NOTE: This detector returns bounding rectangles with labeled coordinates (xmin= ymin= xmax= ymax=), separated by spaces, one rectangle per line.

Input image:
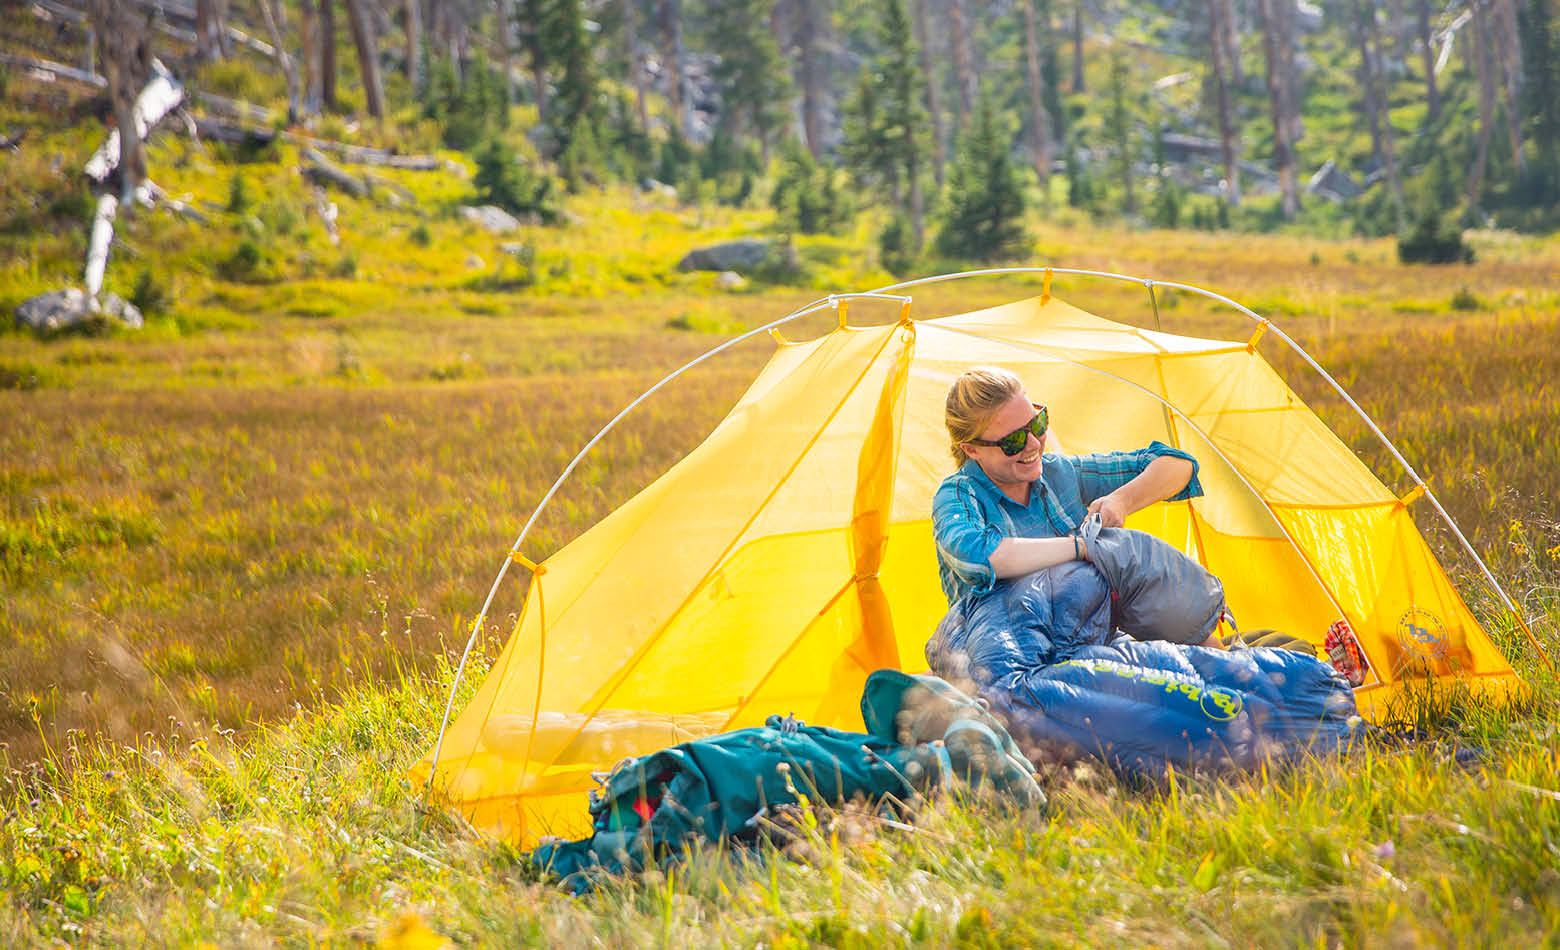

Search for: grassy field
xmin=3 ymin=59 xmax=1560 ymax=944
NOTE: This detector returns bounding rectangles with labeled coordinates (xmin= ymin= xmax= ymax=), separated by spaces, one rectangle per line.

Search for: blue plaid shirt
xmin=932 ymin=441 xmax=1202 ymax=605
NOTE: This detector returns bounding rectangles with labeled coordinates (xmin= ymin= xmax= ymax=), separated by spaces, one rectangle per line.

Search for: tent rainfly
xmin=412 ymin=272 xmax=1538 ymax=846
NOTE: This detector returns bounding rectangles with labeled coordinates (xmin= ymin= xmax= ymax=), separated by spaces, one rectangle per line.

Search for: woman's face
xmin=963 ymin=391 xmax=1046 ymax=487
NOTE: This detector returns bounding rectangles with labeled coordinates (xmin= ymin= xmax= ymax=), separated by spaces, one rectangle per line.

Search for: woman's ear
xmin=959 ymin=442 xmax=978 ymax=460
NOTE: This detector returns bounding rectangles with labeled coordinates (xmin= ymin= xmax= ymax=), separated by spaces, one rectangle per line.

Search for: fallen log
xmin=83 ymin=193 xmax=117 ymax=297
xmin=193 ymin=116 xmax=277 ymax=149
xmin=301 ymin=147 xmax=369 ymax=198
xmin=0 ymin=51 xmax=107 ymax=88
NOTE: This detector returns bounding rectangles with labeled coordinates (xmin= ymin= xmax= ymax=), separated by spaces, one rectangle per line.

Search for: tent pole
xmin=423 ymin=293 xmax=913 ymax=799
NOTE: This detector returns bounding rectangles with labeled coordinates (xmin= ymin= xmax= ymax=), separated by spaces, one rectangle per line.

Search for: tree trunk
xmin=298 ymin=0 xmax=319 ymax=114
xmin=404 ymin=0 xmax=422 ymax=87
xmin=343 ymin=0 xmax=384 ymax=118
xmin=1465 ymin=0 xmax=1496 ymax=209
xmin=913 ymin=0 xmax=945 ymax=187
xmin=498 ymin=0 xmax=516 ymax=105
xmin=1278 ymin=0 xmax=1302 ymax=149
xmin=87 ymin=0 xmax=150 ymax=201
xmin=1222 ymin=0 xmax=1243 ymax=86
xmin=321 ymin=0 xmax=338 ymax=112
xmin=1363 ymin=0 xmax=1403 ymax=226
xmin=1209 ymin=0 xmax=1241 ymax=205
xmin=949 ymin=0 xmax=975 ymax=116
xmin=196 ymin=0 xmax=229 ymax=61
xmin=1023 ymin=0 xmax=1050 ymax=184
xmin=798 ymin=0 xmax=824 ymax=158
xmin=1258 ymin=0 xmax=1299 ymax=215
xmin=1416 ymin=0 xmax=1438 ymax=121
xmin=258 ymin=0 xmax=300 ymax=123
xmin=1494 ymin=0 xmax=1524 ymax=171
xmin=622 ymin=0 xmax=650 ymax=132
xmin=660 ymin=0 xmax=689 ymax=138
xmin=1071 ymin=0 xmax=1084 ymax=93
xmin=1358 ymin=0 xmax=1383 ymax=162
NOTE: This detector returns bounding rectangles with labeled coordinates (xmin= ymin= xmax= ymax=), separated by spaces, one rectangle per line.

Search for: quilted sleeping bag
xmin=925 ymin=560 xmax=1363 ymax=777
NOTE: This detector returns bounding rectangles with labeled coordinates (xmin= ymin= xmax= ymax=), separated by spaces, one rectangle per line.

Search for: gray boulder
xmin=458 ymin=204 xmax=522 ymax=234
xmin=15 ymin=288 xmax=142 ymax=336
xmin=677 ymin=239 xmax=771 ymax=273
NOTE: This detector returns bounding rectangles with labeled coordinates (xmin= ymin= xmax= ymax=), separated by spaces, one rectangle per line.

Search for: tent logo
xmin=1397 ymin=607 xmax=1447 ymax=660
xmin=1200 ymin=687 xmax=1243 ymax=722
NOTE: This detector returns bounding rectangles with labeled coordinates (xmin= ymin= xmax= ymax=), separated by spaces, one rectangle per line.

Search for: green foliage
xmin=426 ymin=53 xmax=510 ymax=152
xmin=227 ymin=174 xmax=253 ymax=215
xmin=1150 ymin=179 xmax=1183 ymax=229
xmin=130 ymin=269 xmax=168 ymax=316
xmin=409 ymin=222 xmax=432 ymax=247
xmin=473 ymin=138 xmax=561 ymax=224
xmin=218 ymin=239 xmax=266 ymax=281
xmin=936 ymin=92 xmax=1029 ymax=262
xmin=1398 ymin=209 xmax=1474 ymax=265
xmin=840 ymin=0 xmax=927 ymax=229
xmin=699 ymin=0 xmax=794 ymax=153
xmin=877 ymin=211 xmax=916 ymax=276
xmin=770 ymin=143 xmax=853 ymax=235
xmin=1104 ymin=50 xmax=1137 ymax=215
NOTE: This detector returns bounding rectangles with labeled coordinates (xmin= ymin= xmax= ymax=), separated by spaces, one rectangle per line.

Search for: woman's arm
xmin=1086 ymin=455 xmax=1195 ymax=527
xmin=988 ymin=534 xmax=1091 ymax=579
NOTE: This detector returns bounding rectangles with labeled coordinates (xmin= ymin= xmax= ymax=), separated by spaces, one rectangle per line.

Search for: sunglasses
xmin=968 ymin=404 xmax=1049 ymax=456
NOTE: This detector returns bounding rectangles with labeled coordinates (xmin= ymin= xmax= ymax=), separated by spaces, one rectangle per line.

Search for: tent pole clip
xmin=1399 ymin=483 xmax=1428 ymax=507
xmin=1041 ymin=267 xmax=1053 ymax=305
xmin=1247 ymin=320 xmax=1270 ymax=352
xmin=509 ymin=551 xmax=547 ymax=577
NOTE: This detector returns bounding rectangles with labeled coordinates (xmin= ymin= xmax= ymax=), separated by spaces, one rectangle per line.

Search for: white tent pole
xmin=867 ymin=267 xmax=1538 ymax=655
xmin=422 ymin=291 xmax=912 ymax=799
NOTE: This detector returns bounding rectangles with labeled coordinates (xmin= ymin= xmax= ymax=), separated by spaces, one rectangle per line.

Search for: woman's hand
xmin=1087 ymin=492 xmax=1129 ymax=528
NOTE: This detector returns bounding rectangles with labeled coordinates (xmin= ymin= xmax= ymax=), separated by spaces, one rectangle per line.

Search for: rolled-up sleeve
xmin=932 ymin=478 xmax=1005 ymax=596
xmin=1074 ymin=440 xmax=1203 ymax=506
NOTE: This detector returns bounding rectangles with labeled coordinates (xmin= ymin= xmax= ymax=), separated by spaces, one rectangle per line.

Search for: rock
xmin=465 ymin=255 xmax=486 ymax=270
xmin=677 ymin=239 xmax=771 ymax=273
xmin=458 ymin=205 xmax=522 ymax=234
xmin=499 ymin=241 xmax=529 ymax=257
xmin=1307 ymin=159 xmax=1364 ymax=202
xmin=714 ymin=270 xmax=747 ymax=291
xmin=14 ymin=288 xmax=142 ymax=335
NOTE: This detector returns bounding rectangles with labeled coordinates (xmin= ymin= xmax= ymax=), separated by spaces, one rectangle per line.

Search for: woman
xmin=931 ymin=366 xmax=1202 ymax=606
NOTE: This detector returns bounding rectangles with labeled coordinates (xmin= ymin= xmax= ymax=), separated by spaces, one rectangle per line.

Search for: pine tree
xmin=840 ymin=0 xmax=928 ymax=248
xmin=935 ymin=90 xmax=1029 ymax=261
xmin=700 ymin=0 xmax=794 ymax=161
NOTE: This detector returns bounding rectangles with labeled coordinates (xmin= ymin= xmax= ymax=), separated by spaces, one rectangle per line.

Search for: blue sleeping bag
xmin=925 ymin=561 xmax=1362 ymax=777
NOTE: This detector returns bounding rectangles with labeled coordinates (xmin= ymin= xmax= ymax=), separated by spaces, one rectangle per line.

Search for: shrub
xmin=227 ymin=174 xmax=253 ymax=214
xmin=130 ymin=269 xmax=168 ymax=316
xmin=770 ymin=143 xmax=853 ymax=236
xmin=473 ymin=138 xmax=560 ymax=224
xmin=1450 ymin=286 xmax=1482 ymax=311
xmin=409 ymin=222 xmax=432 ymax=247
xmin=936 ymin=93 xmax=1029 ymax=262
xmin=878 ymin=212 xmax=916 ymax=277
xmin=219 ymin=239 xmax=265 ymax=281
xmin=1398 ymin=209 xmax=1474 ymax=265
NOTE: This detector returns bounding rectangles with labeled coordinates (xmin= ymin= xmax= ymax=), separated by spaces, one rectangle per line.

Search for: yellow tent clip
xmin=508 ymin=552 xmax=546 ymax=577
xmin=1400 ymin=483 xmax=1428 ymax=506
xmin=769 ymin=328 xmax=791 ymax=345
xmin=836 ymin=299 xmax=849 ymax=330
xmin=1041 ymin=267 xmax=1053 ymax=305
xmin=1247 ymin=320 xmax=1270 ymax=352
xmin=897 ymin=299 xmax=913 ymax=326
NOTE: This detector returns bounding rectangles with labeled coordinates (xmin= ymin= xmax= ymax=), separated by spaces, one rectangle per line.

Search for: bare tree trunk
xmin=621 ymin=0 xmax=650 ymax=132
xmin=405 ymin=0 xmax=422 ymax=87
xmin=913 ymin=0 xmax=945 ymax=187
xmin=1416 ymin=0 xmax=1438 ymax=121
xmin=1277 ymin=0 xmax=1302 ymax=149
xmin=1209 ymin=0 xmax=1241 ymax=205
xmin=949 ymin=0 xmax=975 ymax=115
xmin=660 ymin=0 xmax=689 ymax=138
xmin=1358 ymin=0 xmax=1383 ymax=162
xmin=196 ymin=0 xmax=229 ymax=62
xmin=344 ymin=0 xmax=384 ymax=118
xmin=258 ymin=0 xmax=300 ymax=123
xmin=1363 ymin=0 xmax=1403 ymax=226
xmin=87 ymin=0 xmax=150 ymax=201
xmin=1023 ymin=0 xmax=1050 ymax=185
xmin=798 ymin=0 xmax=824 ymax=158
xmin=1222 ymin=0 xmax=1243 ymax=86
xmin=1258 ymin=0 xmax=1299 ymax=215
xmin=1071 ymin=0 xmax=1084 ymax=92
xmin=1494 ymin=0 xmax=1524 ymax=171
xmin=299 ymin=0 xmax=320 ymax=114
xmin=321 ymin=0 xmax=338 ymax=112
xmin=1465 ymin=0 xmax=1496 ymax=209
xmin=498 ymin=0 xmax=516 ymax=104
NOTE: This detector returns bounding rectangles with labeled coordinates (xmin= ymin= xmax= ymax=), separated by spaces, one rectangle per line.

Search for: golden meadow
xmin=1 ymin=100 xmax=1559 ymax=943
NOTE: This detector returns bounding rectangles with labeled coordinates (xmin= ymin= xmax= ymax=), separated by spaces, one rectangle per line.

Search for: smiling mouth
xmin=1017 ymin=451 xmax=1041 ymax=464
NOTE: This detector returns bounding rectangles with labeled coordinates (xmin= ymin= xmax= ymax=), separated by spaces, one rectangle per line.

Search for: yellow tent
xmin=412 ymin=279 xmax=1531 ymax=845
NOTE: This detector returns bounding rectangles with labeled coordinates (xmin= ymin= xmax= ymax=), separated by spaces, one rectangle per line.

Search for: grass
xmin=2 ymin=47 xmax=1559 ymax=943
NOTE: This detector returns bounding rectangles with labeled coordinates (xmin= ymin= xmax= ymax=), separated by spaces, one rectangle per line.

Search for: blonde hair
xmin=945 ymin=366 xmax=1025 ymax=467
